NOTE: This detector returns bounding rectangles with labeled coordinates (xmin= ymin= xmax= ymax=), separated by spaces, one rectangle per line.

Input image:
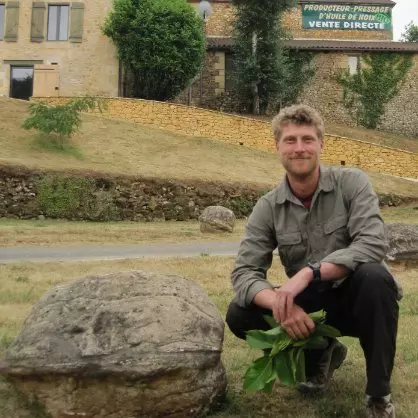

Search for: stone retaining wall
xmin=38 ymin=97 xmax=418 ymax=179
xmin=0 ymin=164 xmax=413 ymax=222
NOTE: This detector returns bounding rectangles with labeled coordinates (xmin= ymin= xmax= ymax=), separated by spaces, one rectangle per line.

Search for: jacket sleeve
xmin=231 ymin=197 xmax=277 ymax=308
xmin=321 ymin=170 xmax=386 ymax=271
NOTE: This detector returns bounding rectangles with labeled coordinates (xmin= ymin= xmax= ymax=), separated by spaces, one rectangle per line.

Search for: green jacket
xmin=231 ymin=165 xmax=402 ymax=307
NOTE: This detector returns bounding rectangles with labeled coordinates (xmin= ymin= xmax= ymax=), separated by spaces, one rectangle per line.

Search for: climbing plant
xmin=231 ymin=0 xmax=300 ymax=115
xmin=337 ymin=53 xmax=413 ymax=129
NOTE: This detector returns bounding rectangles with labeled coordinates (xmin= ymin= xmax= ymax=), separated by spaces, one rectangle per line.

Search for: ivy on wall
xmin=337 ymin=53 xmax=413 ymax=129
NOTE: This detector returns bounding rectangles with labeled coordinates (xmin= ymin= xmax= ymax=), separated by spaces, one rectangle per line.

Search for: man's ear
xmin=275 ymin=140 xmax=280 ymax=153
xmin=320 ymin=138 xmax=324 ymax=152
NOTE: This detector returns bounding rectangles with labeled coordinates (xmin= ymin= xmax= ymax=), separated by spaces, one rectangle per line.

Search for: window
xmin=348 ymin=55 xmax=360 ymax=75
xmin=0 ymin=4 xmax=5 ymax=41
xmin=47 ymin=5 xmax=69 ymax=41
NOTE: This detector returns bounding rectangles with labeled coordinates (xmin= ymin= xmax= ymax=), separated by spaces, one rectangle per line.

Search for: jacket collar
xmin=276 ymin=165 xmax=334 ymax=205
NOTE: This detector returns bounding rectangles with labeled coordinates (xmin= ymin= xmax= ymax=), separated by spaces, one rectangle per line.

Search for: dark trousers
xmin=226 ymin=263 xmax=399 ymax=397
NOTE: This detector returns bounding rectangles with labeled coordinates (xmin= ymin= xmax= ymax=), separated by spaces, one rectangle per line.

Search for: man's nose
xmin=294 ymin=139 xmax=305 ymax=152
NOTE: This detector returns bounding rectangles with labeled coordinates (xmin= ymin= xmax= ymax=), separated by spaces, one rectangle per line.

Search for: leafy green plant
xmin=401 ymin=21 xmax=418 ymax=43
xmin=244 ymin=311 xmax=340 ymax=392
xmin=36 ymin=176 xmax=95 ymax=218
xmin=336 ymin=53 xmax=413 ymax=129
xmin=23 ymin=97 xmax=104 ymax=149
xmin=102 ymin=0 xmax=205 ymax=100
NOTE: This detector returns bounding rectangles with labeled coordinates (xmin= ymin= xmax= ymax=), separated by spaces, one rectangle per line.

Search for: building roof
xmin=207 ymin=37 xmax=418 ymax=52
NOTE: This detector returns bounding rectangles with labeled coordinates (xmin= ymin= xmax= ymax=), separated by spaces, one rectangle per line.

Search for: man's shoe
xmin=366 ymin=397 xmax=395 ymax=418
xmin=298 ymin=339 xmax=348 ymax=395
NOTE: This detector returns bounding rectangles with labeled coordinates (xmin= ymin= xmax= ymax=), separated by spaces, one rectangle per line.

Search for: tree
xmin=22 ymin=97 xmax=103 ymax=149
xmin=102 ymin=0 xmax=205 ymax=101
xmin=401 ymin=21 xmax=418 ymax=43
xmin=231 ymin=0 xmax=298 ymax=115
xmin=337 ymin=53 xmax=413 ymax=129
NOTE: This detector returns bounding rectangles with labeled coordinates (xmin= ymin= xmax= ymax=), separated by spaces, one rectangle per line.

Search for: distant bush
xmin=36 ymin=176 xmax=95 ymax=218
xmin=36 ymin=175 xmax=119 ymax=221
xmin=23 ymin=97 xmax=105 ymax=149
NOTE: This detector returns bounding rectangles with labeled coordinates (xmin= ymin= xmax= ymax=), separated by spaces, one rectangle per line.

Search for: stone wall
xmin=174 ymin=52 xmax=224 ymax=108
xmin=299 ymin=53 xmax=418 ymax=138
xmin=190 ymin=50 xmax=418 ymax=138
xmin=0 ymin=0 xmax=119 ymax=98
xmin=193 ymin=2 xmax=392 ymax=40
xmin=38 ymin=97 xmax=418 ymax=179
xmin=0 ymin=164 xmax=266 ymax=221
xmin=281 ymin=5 xmax=392 ymax=40
xmin=0 ymin=164 xmax=414 ymax=222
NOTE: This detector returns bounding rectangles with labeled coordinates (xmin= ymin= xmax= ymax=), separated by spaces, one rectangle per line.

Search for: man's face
xmin=275 ymin=123 xmax=323 ymax=179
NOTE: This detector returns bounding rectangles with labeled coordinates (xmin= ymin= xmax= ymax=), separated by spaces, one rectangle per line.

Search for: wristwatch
xmin=308 ymin=262 xmax=321 ymax=283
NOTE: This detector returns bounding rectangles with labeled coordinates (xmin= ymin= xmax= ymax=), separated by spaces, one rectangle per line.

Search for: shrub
xmin=102 ymin=0 xmax=205 ymax=100
xmin=23 ymin=97 xmax=104 ymax=149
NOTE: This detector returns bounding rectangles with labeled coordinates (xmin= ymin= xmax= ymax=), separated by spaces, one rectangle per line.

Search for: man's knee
xmin=352 ymin=263 xmax=397 ymax=297
xmin=226 ymin=301 xmax=247 ymax=340
xmin=226 ymin=300 xmax=270 ymax=340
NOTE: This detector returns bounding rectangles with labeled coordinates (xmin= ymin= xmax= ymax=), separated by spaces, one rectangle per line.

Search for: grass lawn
xmin=1 ymin=98 xmax=418 ymax=198
xmin=0 ymin=257 xmax=417 ymax=418
xmin=0 ymin=205 xmax=415 ymax=248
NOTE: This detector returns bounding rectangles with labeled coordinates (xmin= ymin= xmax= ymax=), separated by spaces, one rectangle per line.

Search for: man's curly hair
xmin=272 ymin=104 xmax=325 ymax=143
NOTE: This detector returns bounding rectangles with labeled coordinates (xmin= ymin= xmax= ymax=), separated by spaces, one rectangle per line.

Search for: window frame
xmin=348 ymin=55 xmax=361 ymax=75
xmin=47 ymin=4 xmax=70 ymax=41
xmin=0 ymin=3 xmax=5 ymax=41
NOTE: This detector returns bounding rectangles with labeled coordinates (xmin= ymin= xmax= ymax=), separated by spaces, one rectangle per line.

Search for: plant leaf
xmin=243 ymin=355 xmax=276 ymax=392
xmin=309 ymin=310 xmax=326 ymax=324
xmin=274 ymin=351 xmax=297 ymax=387
xmin=263 ymin=315 xmax=279 ymax=329
xmin=246 ymin=330 xmax=275 ymax=350
xmin=270 ymin=335 xmax=293 ymax=357
xmin=316 ymin=324 xmax=341 ymax=338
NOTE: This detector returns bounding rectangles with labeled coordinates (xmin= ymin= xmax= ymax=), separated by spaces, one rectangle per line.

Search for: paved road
xmin=0 ymin=241 xmax=242 ymax=264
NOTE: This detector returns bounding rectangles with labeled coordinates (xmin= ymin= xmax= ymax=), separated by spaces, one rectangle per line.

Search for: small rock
xmin=199 ymin=205 xmax=235 ymax=233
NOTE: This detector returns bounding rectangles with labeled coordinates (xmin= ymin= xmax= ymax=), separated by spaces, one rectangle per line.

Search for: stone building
xmin=0 ymin=0 xmax=118 ymax=99
xmin=0 ymin=0 xmax=417 ymax=135
xmin=184 ymin=0 xmax=418 ymax=136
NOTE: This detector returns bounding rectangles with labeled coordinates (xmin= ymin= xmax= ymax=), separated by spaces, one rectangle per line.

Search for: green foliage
xmin=280 ymin=50 xmax=316 ymax=107
xmin=337 ymin=53 xmax=413 ymax=129
xmin=37 ymin=176 xmax=95 ymax=219
xmin=23 ymin=97 xmax=103 ymax=149
xmin=243 ymin=311 xmax=341 ymax=392
xmin=36 ymin=175 xmax=118 ymax=221
xmin=401 ymin=21 xmax=418 ymax=43
xmin=231 ymin=0 xmax=315 ymax=115
xmin=31 ymin=133 xmax=84 ymax=159
xmin=102 ymin=0 xmax=205 ymax=100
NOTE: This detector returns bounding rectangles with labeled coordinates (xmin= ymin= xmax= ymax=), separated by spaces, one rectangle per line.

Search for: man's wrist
xmin=300 ymin=267 xmax=315 ymax=284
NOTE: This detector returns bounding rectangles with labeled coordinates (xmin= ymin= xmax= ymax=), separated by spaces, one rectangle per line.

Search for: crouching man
xmin=226 ymin=105 xmax=402 ymax=418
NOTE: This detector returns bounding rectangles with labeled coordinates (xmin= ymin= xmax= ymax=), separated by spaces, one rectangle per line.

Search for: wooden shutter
xmin=31 ymin=2 xmax=46 ymax=42
xmin=4 ymin=1 xmax=19 ymax=42
xmin=69 ymin=3 xmax=84 ymax=43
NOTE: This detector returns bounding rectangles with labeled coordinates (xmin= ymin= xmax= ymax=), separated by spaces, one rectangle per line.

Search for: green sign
xmin=302 ymin=4 xmax=392 ymax=31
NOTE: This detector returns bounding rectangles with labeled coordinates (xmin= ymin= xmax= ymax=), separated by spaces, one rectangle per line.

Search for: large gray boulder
xmin=385 ymin=223 xmax=418 ymax=261
xmin=0 ymin=271 xmax=227 ymax=418
xmin=199 ymin=205 xmax=235 ymax=233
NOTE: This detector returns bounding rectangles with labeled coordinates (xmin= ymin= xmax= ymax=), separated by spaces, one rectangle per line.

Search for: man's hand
xmin=279 ymin=303 xmax=315 ymax=340
xmin=272 ymin=268 xmax=312 ymax=323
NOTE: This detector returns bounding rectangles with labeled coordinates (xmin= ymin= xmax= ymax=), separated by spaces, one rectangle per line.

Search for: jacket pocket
xmin=324 ymin=214 xmax=349 ymax=250
xmin=278 ymin=231 xmax=302 ymax=246
xmin=324 ymin=214 xmax=348 ymax=234
xmin=277 ymin=231 xmax=305 ymax=270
